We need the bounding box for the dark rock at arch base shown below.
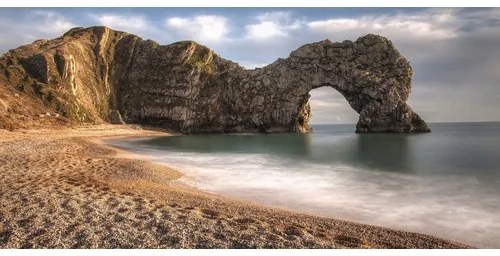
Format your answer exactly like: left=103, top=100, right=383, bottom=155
left=109, top=110, right=125, bottom=125
left=0, top=26, right=430, bottom=133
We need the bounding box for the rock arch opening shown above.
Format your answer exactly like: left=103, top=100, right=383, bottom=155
left=284, top=35, right=430, bottom=134
left=308, top=86, right=358, bottom=126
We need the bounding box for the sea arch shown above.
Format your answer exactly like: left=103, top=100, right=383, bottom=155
left=207, top=34, right=430, bottom=133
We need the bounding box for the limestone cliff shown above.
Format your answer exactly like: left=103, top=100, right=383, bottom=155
left=0, top=26, right=430, bottom=133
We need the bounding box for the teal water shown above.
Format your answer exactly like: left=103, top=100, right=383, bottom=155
left=108, top=122, right=500, bottom=248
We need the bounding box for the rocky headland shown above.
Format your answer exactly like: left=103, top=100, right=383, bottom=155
left=0, top=26, right=429, bottom=133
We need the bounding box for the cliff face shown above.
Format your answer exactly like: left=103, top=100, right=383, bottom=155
left=0, top=26, right=429, bottom=133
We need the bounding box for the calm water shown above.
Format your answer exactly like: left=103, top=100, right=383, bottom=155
left=108, top=122, right=500, bottom=248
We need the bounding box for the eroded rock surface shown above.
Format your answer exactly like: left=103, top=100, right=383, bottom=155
left=109, top=110, right=125, bottom=125
left=0, top=26, right=429, bottom=133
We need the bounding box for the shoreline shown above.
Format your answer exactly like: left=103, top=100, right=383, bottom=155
left=100, top=132, right=483, bottom=248
left=0, top=125, right=471, bottom=248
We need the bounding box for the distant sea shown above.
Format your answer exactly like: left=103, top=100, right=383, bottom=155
left=107, top=122, right=500, bottom=248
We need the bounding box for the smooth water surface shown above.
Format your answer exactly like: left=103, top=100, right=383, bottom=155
left=108, top=122, right=500, bottom=247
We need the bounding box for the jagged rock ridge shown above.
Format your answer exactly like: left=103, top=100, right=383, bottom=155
left=0, top=26, right=429, bottom=133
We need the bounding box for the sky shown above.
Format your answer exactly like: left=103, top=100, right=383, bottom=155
left=0, top=8, right=499, bottom=124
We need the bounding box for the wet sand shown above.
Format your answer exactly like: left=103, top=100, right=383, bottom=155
left=0, top=124, right=470, bottom=248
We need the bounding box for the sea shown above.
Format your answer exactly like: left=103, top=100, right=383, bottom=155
left=106, top=122, right=500, bottom=248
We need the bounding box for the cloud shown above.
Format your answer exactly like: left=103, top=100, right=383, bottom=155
left=239, top=62, right=268, bottom=69
left=245, top=11, right=303, bottom=41
left=165, top=15, right=229, bottom=43
left=307, top=8, right=459, bottom=43
left=31, top=10, right=77, bottom=35
left=246, top=21, right=287, bottom=40
left=0, top=10, right=76, bottom=53
left=91, top=14, right=148, bottom=33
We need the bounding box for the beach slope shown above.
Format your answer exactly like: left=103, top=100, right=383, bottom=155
left=0, top=125, right=468, bottom=248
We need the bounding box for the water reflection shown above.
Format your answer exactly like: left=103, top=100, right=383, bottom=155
left=145, top=133, right=313, bottom=157
left=138, top=122, right=500, bottom=177
left=144, top=131, right=416, bottom=173
left=350, top=134, right=413, bottom=173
